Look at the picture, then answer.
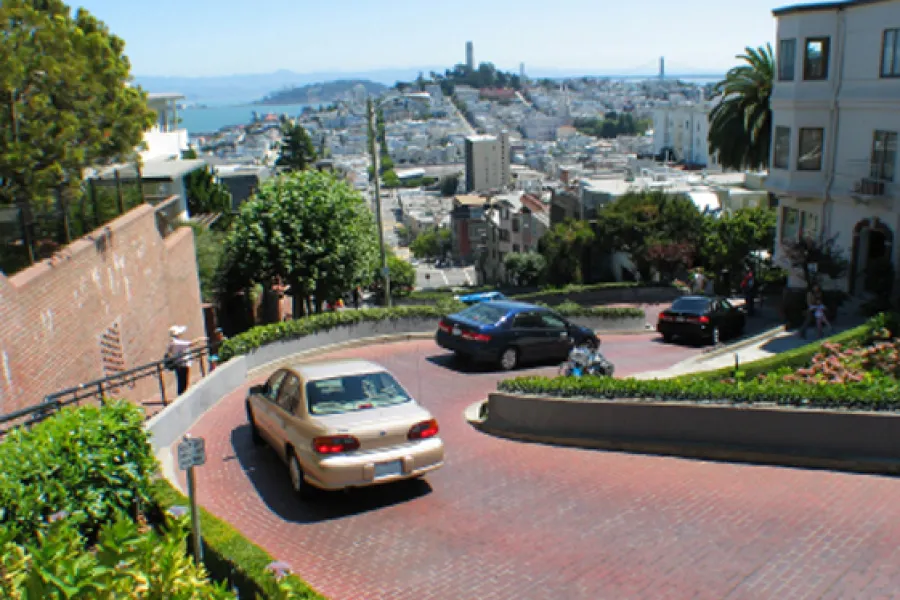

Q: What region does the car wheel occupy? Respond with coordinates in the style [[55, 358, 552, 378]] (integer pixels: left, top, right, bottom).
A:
[[288, 452, 315, 499], [246, 405, 263, 446], [499, 347, 519, 371], [711, 326, 721, 346]]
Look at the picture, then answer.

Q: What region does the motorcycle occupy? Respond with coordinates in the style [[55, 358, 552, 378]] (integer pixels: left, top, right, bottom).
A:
[[558, 343, 615, 378]]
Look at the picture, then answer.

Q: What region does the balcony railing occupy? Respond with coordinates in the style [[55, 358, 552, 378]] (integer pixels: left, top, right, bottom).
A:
[[846, 159, 893, 199]]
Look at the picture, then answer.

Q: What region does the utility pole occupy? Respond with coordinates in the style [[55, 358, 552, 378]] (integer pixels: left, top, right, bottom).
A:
[[367, 99, 391, 307]]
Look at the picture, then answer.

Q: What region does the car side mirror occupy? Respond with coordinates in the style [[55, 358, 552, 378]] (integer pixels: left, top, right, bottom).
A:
[[250, 383, 269, 396]]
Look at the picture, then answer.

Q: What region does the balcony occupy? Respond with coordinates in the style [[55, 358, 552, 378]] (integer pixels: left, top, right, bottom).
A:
[[845, 159, 894, 205]]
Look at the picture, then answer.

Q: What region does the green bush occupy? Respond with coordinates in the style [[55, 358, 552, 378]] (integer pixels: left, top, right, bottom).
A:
[[511, 281, 673, 301], [0, 401, 156, 543], [0, 513, 232, 599], [150, 480, 323, 600], [497, 370, 900, 411]]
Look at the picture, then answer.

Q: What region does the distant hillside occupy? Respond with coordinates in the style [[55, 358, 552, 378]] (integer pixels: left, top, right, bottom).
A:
[[256, 79, 387, 105]]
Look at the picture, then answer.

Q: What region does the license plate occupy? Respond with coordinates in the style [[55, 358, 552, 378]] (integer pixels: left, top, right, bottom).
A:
[[452, 326, 461, 336], [374, 460, 403, 479], [676, 317, 686, 322]]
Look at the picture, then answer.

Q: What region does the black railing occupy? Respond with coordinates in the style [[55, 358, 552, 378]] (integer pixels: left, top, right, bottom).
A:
[[0, 341, 211, 439]]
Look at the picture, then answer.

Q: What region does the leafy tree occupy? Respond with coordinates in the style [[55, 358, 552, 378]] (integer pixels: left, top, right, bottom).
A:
[[223, 170, 379, 317], [185, 165, 232, 219], [781, 234, 849, 289], [708, 44, 774, 171], [698, 206, 776, 282], [537, 219, 595, 285], [0, 0, 155, 212], [573, 114, 652, 139], [503, 251, 546, 286], [410, 228, 450, 258], [275, 121, 317, 171], [439, 174, 460, 197], [186, 223, 227, 303], [372, 251, 415, 297]]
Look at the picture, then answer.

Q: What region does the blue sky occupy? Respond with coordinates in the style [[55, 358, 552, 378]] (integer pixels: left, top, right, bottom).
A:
[[73, 0, 788, 77]]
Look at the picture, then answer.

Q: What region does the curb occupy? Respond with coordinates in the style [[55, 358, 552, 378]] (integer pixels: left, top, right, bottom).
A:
[[699, 323, 787, 360], [469, 421, 900, 477]]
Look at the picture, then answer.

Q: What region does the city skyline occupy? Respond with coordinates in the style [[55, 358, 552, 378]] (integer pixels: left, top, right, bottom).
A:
[[72, 0, 786, 78]]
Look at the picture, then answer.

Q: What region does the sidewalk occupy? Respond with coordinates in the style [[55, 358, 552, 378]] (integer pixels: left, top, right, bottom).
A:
[[635, 314, 868, 380]]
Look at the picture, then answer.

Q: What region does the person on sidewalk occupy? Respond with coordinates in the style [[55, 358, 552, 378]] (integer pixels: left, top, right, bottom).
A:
[[165, 325, 192, 395], [740, 267, 756, 317], [799, 284, 825, 339], [209, 327, 227, 372]]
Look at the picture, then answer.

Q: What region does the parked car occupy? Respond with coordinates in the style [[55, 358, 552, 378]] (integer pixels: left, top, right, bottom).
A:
[[656, 295, 746, 345], [455, 291, 506, 305], [435, 300, 601, 370], [245, 359, 444, 498]]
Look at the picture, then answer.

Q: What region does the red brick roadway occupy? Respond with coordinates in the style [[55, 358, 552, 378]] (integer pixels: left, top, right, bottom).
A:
[[177, 335, 900, 600]]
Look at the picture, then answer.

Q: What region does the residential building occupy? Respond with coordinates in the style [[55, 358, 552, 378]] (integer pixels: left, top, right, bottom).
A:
[[464, 132, 511, 193], [450, 194, 488, 261], [142, 93, 190, 161], [651, 101, 717, 166], [767, 0, 900, 295]]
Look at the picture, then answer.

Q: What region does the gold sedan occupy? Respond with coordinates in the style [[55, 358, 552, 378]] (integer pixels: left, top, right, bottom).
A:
[[245, 359, 445, 497]]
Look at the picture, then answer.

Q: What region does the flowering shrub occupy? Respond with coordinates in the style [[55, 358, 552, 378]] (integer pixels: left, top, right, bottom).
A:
[[748, 337, 900, 386]]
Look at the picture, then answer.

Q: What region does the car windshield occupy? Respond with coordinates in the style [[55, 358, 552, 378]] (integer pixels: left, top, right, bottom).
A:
[[307, 372, 411, 415], [457, 302, 507, 324], [671, 297, 711, 313]]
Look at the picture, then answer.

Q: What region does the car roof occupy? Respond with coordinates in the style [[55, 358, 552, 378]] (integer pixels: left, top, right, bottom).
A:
[[477, 300, 548, 314], [675, 295, 717, 301], [286, 359, 388, 382]]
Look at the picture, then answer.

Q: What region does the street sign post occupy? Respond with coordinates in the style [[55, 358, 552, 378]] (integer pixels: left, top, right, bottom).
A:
[[177, 435, 206, 564]]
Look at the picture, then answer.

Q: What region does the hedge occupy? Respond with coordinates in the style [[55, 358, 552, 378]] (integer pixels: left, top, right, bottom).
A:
[[150, 479, 324, 599], [219, 304, 645, 362], [496, 316, 899, 412], [497, 372, 900, 411], [407, 281, 679, 303]]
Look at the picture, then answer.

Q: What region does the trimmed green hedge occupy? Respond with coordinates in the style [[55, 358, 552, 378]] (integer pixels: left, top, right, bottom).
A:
[[497, 371, 900, 411], [0, 401, 156, 543], [407, 281, 678, 303], [150, 479, 324, 599], [497, 316, 900, 411], [219, 304, 645, 362]]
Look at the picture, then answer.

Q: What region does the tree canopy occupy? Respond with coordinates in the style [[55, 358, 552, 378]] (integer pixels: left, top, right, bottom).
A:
[[708, 45, 774, 171], [573, 113, 651, 139], [537, 219, 595, 285], [276, 121, 317, 171], [0, 0, 155, 207], [185, 165, 232, 220], [222, 170, 379, 313], [410, 228, 451, 259]]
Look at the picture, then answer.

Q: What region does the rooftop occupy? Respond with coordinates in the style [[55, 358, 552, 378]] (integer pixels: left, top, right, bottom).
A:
[[772, 0, 885, 15], [147, 92, 186, 101], [454, 194, 487, 207], [94, 158, 208, 181]]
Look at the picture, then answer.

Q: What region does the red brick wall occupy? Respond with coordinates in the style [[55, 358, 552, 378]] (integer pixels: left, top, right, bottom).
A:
[[0, 203, 205, 415]]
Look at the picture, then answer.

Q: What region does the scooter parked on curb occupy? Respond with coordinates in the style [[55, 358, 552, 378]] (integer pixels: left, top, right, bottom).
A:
[[558, 344, 615, 377]]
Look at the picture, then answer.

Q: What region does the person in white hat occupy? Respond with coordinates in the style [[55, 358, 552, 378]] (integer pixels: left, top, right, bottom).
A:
[[165, 325, 192, 395]]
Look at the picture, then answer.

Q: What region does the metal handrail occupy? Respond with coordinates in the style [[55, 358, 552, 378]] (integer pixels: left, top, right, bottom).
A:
[[0, 340, 211, 438]]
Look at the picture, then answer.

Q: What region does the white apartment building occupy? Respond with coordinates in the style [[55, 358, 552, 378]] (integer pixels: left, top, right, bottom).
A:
[[651, 101, 717, 166], [464, 132, 511, 193], [142, 93, 190, 161], [767, 0, 900, 295]]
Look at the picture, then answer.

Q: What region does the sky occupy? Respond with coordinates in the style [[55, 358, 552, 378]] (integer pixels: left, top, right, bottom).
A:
[[72, 0, 789, 78]]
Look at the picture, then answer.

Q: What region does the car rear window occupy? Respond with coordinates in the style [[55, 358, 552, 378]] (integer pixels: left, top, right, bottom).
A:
[[671, 297, 711, 313], [307, 372, 411, 415], [457, 303, 507, 324]]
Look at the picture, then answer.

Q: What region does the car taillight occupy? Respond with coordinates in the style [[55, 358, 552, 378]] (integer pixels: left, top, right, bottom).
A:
[[658, 312, 668, 322], [438, 319, 452, 333], [312, 435, 360, 455], [408, 419, 439, 440], [461, 331, 491, 342], [698, 315, 710, 324]]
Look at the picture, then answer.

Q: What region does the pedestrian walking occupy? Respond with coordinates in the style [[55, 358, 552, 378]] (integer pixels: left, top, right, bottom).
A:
[[799, 284, 825, 339], [165, 325, 192, 395], [209, 327, 227, 372], [740, 267, 756, 316]]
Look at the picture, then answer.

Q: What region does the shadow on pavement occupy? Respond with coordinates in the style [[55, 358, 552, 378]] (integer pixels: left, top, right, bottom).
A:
[[759, 332, 816, 354], [425, 352, 562, 375], [229, 424, 433, 524]]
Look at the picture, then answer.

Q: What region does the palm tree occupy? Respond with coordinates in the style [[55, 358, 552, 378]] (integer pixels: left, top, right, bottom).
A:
[[708, 44, 774, 171]]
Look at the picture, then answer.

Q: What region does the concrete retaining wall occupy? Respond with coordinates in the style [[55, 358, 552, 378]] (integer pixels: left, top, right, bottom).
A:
[[482, 393, 900, 471]]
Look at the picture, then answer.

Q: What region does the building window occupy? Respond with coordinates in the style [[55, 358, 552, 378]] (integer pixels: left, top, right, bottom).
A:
[[513, 244, 520, 253], [772, 126, 791, 169], [882, 29, 900, 77], [800, 211, 820, 240], [797, 128, 824, 171], [512, 217, 520, 233], [781, 207, 801, 242], [872, 130, 898, 181], [778, 39, 796, 81], [803, 37, 830, 80]]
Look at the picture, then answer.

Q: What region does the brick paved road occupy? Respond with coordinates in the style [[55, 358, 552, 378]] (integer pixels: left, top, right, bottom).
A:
[[179, 335, 900, 600]]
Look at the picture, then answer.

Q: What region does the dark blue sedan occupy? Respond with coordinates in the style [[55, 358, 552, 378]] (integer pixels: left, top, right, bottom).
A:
[[435, 300, 600, 371]]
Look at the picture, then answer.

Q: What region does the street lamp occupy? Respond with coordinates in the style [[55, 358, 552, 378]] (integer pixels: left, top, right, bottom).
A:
[[367, 97, 391, 307]]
